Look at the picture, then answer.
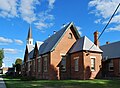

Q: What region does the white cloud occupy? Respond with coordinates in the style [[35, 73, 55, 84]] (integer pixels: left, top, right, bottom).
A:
[[48, 0, 55, 9], [110, 15, 120, 24], [76, 26, 82, 35], [14, 39, 23, 45], [89, 0, 120, 18], [0, 37, 13, 43], [34, 11, 54, 30], [0, 0, 56, 31], [107, 25, 120, 31], [0, 0, 18, 18], [19, 0, 55, 30], [88, 0, 120, 31], [0, 37, 24, 45], [35, 22, 53, 30], [4, 48, 22, 54], [19, 0, 39, 23], [94, 19, 101, 24]]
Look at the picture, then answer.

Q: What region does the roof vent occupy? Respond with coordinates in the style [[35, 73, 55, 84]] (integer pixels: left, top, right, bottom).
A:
[[106, 41, 110, 44], [63, 24, 66, 27], [48, 35, 51, 37], [53, 31, 56, 34]]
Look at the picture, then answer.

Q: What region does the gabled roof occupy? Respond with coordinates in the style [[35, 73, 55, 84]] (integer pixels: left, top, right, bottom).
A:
[[28, 49, 34, 60], [100, 41, 120, 59], [27, 44, 34, 53], [26, 44, 34, 60], [36, 41, 43, 49], [39, 22, 80, 55], [69, 36, 103, 53]]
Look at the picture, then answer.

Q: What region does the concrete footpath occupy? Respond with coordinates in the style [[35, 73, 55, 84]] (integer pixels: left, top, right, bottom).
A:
[[0, 75, 6, 88]]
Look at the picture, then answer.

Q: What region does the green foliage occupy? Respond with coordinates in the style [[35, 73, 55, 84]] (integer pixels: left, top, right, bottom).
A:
[[0, 49, 4, 67], [15, 58, 22, 65], [15, 58, 22, 74]]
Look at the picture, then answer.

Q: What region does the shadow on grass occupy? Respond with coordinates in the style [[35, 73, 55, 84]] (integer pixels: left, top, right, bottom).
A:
[[1, 75, 120, 88]]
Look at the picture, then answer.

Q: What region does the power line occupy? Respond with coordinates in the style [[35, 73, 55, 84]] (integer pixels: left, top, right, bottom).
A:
[[88, 3, 120, 51]]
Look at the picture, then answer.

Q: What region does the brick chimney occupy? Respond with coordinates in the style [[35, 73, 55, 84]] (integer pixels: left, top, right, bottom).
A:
[[94, 31, 99, 46]]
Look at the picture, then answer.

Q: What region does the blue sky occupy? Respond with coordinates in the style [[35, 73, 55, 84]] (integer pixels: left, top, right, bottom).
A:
[[0, 0, 120, 67]]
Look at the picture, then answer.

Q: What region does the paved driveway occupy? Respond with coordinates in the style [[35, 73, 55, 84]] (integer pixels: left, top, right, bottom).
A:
[[0, 75, 6, 88]]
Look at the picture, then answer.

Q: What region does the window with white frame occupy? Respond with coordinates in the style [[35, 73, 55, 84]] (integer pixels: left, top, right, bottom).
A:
[[33, 60, 35, 72], [38, 59, 41, 72], [43, 57, 47, 72], [28, 62, 30, 71], [119, 59, 120, 73], [74, 57, 79, 71], [109, 59, 114, 71], [61, 56, 66, 71], [68, 33, 73, 39], [91, 58, 95, 71]]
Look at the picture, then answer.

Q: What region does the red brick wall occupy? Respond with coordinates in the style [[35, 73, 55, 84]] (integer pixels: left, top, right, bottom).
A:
[[102, 58, 120, 77], [83, 52, 102, 79], [51, 28, 78, 79], [67, 51, 102, 80], [70, 52, 84, 79], [42, 53, 50, 79], [37, 57, 43, 79]]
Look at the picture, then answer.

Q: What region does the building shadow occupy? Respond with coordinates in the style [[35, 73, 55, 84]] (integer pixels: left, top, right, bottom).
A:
[[49, 64, 58, 80], [84, 66, 91, 79]]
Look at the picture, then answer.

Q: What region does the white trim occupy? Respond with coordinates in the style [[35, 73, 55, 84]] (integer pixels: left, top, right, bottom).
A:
[[74, 56, 79, 59], [61, 56, 66, 71], [90, 56, 96, 58], [26, 60, 32, 62], [37, 56, 41, 59], [74, 58, 79, 71], [109, 59, 114, 71], [60, 53, 66, 56], [42, 54, 48, 57], [43, 57, 48, 72], [38, 59, 41, 72], [118, 59, 120, 73], [91, 57, 95, 71]]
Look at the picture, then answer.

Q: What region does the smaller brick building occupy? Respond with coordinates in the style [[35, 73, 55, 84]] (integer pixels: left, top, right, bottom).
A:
[[22, 22, 103, 80], [60, 36, 102, 79], [100, 41, 120, 77]]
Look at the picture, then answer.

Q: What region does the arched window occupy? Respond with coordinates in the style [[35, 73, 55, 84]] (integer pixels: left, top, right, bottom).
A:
[[68, 33, 73, 39]]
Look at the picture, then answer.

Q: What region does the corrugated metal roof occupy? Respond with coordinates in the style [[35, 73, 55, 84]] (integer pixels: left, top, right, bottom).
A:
[[100, 41, 120, 59], [38, 22, 80, 55], [69, 36, 102, 53]]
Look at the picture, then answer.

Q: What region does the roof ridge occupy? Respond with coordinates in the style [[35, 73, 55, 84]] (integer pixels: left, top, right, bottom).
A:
[[50, 22, 73, 51], [82, 36, 86, 50], [39, 22, 81, 55], [42, 22, 70, 43]]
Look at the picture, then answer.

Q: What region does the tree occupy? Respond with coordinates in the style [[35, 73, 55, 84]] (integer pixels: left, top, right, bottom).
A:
[[0, 49, 4, 68], [15, 58, 22, 75], [15, 58, 22, 65]]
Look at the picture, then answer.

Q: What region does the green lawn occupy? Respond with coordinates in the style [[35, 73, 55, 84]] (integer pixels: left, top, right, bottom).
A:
[[3, 77, 120, 88]]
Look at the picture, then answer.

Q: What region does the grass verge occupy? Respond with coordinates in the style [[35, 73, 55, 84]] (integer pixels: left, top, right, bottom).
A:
[[3, 76, 120, 88]]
